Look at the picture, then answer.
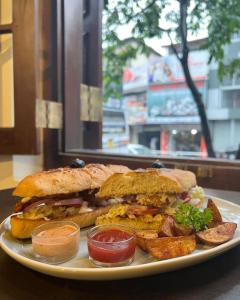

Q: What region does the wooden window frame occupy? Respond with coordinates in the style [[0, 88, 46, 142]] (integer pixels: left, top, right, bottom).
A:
[[41, 0, 240, 192], [0, 0, 40, 154]]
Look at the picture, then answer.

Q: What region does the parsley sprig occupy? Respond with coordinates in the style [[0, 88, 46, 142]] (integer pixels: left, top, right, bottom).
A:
[[175, 203, 213, 232]]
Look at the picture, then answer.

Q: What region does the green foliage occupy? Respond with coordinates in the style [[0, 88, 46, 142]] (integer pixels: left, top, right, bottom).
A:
[[175, 203, 213, 232], [103, 0, 240, 99], [206, 0, 240, 80], [103, 41, 138, 100], [103, 0, 166, 100]]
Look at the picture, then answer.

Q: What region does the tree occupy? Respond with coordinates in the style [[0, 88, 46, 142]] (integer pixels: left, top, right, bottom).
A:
[[103, 0, 240, 158]]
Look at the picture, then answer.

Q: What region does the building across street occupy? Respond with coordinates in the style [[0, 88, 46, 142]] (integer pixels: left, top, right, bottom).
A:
[[103, 37, 240, 159]]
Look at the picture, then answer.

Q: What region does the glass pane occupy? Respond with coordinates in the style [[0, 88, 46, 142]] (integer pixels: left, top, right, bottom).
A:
[[98, 14, 240, 161], [65, 2, 240, 162], [0, 0, 12, 24], [0, 33, 14, 127]]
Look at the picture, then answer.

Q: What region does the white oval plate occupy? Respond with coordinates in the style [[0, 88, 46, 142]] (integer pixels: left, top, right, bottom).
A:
[[1, 196, 240, 280]]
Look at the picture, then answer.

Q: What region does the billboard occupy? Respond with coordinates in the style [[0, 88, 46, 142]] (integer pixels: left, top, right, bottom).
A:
[[148, 50, 208, 84], [122, 54, 160, 92], [122, 50, 208, 92], [123, 64, 148, 92], [147, 82, 204, 118]]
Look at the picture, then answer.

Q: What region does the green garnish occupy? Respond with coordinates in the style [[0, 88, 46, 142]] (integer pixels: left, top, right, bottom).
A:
[[175, 203, 213, 232]]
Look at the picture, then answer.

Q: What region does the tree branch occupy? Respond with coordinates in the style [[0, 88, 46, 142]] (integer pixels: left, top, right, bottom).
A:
[[179, 0, 189, 61], [159, 26, 181, 61], [177, 1, 215, 157], [167, 31, 181, 61]]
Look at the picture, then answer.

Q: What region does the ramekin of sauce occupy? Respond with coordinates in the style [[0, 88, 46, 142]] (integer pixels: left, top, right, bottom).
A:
[[87, 225, 136, 267], [32, 221, 80, 264]]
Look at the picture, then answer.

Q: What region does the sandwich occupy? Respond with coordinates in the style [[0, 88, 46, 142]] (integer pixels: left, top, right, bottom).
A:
[[11, 163, 130, 239], [95, 168, 205, 231]]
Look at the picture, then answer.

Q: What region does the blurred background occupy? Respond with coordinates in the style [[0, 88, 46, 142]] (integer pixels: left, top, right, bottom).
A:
[[102, 0, 240, 160]]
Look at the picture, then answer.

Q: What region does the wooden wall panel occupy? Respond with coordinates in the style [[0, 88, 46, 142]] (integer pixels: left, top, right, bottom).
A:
[[0, 0, 40, 154]]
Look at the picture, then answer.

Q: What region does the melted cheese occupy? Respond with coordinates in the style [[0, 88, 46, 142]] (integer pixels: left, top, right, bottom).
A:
[[96, 204, 163, 230]]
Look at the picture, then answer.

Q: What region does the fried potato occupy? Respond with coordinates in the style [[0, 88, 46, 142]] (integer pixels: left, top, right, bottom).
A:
[[174, 223, 193, 236], [145, 235, 196, 260], [196, 222, 237, 246], [207, 199, 223, 227], [159, 216, 193, 237], [159, 216, 175, 237], [135, 230, 158, 251]]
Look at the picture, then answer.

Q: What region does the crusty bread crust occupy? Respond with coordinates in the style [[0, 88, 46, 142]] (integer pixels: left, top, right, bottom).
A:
[[96, 215, 163, 232], [13, 164, 131, 198], [96, 168, 196, 199], [10, 206, 111, 239]]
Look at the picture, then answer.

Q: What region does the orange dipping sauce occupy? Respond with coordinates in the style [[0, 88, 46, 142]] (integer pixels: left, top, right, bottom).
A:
[[32, 222, 80, 264]]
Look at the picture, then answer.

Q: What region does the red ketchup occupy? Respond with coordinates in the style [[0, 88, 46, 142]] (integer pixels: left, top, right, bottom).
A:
[[87, 227, 136, 265]]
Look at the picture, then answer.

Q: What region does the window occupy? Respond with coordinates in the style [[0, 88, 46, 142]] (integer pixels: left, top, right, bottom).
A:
[[0, 33, 14, 128], [222, 89, 240, 109], [39, 0, 240, 192]]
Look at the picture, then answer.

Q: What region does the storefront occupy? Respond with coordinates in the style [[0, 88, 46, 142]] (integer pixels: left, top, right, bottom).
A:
[[146, 50, 209, 154]]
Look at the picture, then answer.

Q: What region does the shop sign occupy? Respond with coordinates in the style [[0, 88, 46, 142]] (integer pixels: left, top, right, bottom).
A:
[[123, 95, 147, 125]]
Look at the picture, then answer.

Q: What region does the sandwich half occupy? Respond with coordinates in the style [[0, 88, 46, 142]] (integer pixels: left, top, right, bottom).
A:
[[11, 163, 130, 239], [95, 168, 205, 231]]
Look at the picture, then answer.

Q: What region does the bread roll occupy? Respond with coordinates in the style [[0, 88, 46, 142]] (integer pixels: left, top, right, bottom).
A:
[[13, 164, 131, 198], [11, 163, 131, 239], [11, 206, 111, 239], [96, 215, 164, 232], [96, 168, 196, 199]]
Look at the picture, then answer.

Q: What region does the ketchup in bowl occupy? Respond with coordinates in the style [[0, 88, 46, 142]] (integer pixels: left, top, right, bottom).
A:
[[87, 225, 136, 267]]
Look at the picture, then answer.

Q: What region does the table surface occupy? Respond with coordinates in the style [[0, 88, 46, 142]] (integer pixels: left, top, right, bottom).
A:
[[1, 188, 240, 300]]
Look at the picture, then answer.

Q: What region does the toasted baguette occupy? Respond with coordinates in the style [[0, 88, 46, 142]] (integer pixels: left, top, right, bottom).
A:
[[96, 168, 196, 199], [11, 206, 111, 239], [13, 164, 131, 199]]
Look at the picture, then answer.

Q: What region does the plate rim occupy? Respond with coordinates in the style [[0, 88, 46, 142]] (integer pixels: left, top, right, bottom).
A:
[[1, 194, 240, 280]]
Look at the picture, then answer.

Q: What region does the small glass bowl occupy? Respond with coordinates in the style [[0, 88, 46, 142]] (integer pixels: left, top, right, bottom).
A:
[[31, 221, 80, 264], [87, 224, 136, 267]]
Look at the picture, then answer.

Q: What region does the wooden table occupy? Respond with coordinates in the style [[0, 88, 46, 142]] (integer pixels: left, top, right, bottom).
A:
[[1, 188, 240, 300]]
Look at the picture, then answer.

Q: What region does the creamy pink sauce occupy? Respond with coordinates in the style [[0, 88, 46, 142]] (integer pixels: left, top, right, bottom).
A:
[[36, 225, 76, 241], [32, 225, 80, 259]]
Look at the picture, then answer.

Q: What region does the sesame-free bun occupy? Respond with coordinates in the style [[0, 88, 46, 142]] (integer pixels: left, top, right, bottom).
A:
[[10, 206, 111, 239], [13, 164, 131, 199], [96, 168, 196, 199]]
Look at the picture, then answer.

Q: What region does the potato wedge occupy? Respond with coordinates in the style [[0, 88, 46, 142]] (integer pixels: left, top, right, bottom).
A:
[[160, 216, 192, 237], [160, 216, 175, 237], [145, 235, 196, 260], [135, 230, 158, 251], [174, 223, 193, 236], [196, 222, 237, 246], [207, 199, 222, 227]]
